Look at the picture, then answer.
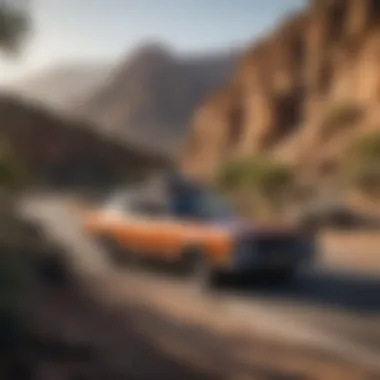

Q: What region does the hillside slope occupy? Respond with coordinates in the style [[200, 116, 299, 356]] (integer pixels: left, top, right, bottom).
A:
[[78, 42, 238, 155], [181, 0, 380, 185], [0, 95, 167, 188], [6, 63, 112, 111]]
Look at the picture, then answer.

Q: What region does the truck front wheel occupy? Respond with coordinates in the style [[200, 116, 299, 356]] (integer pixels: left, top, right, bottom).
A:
[[267, 266, 297, 284], [183, 250, 222, 291]]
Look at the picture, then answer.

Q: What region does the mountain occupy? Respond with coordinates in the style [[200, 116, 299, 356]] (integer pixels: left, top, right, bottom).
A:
[[6, 62, 113, 111], [78, 42, 238, 155], [181, 0, 380, 186], [0, 94, 168, 189]]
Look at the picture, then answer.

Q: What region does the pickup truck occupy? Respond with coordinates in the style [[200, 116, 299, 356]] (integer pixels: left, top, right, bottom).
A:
[[83, 178, 317, 288]]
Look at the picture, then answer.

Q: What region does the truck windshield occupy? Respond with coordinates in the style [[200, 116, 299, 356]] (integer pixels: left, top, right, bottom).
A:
[[193, 191, 235, 221]]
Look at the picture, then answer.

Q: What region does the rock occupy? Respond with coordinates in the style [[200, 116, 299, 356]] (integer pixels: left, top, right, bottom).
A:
[[181, 0, 380, 187]]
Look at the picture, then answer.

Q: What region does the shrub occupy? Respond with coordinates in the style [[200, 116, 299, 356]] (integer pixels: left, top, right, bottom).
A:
[[0, 2, 30, 54], [345, 131, 380, 198], [349, 131, 380, 162], [218, 159, 251, 190], [321, 102, 362, 137], [248, 160, 294, 200], [0, 138, 30, 192], [218, 157, 295, 211]]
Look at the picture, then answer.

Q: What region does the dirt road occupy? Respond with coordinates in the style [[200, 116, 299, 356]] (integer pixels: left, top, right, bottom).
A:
[[18, 194, 380, 380]]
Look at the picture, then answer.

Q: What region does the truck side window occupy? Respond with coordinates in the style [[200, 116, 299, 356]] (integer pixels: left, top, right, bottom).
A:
[[133, 198, 168, 218]]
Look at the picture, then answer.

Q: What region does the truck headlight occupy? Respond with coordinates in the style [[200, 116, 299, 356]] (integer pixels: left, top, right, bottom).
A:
[[233, 239, 258, 268]]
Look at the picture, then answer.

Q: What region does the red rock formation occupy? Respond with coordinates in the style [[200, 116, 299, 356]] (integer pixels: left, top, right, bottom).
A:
[[181, 0, 380, 185]]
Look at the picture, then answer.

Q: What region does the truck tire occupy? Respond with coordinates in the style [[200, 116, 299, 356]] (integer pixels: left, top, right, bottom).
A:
[[96, 235, 129, 267], [182, 250, 222, 291], [269, 266, 297, 284]]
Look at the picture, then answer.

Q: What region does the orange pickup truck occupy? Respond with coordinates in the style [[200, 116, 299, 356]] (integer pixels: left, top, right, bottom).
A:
[[84, 177, 317, 287]]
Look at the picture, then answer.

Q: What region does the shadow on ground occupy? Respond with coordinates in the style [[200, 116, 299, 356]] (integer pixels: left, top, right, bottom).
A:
[[114, 254, 380, 315], [235, 270, 380, 315], [9, 284, 219, 380], [119, 258, 380, 315], [5, 269, 375, 380]]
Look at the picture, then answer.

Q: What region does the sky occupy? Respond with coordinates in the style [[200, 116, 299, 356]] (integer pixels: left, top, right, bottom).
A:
[[0, 0, 306, 85]]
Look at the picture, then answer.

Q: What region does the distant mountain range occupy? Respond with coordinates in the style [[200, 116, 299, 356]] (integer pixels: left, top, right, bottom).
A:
[[8, 42, 239, 156], [7, 62, 113, 111], [77, 43, 238, 154]]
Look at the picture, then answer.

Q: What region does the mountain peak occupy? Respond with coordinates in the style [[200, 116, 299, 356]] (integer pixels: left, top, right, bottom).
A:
[[78, 44, 237, 155], [126, 41, 173, 64]]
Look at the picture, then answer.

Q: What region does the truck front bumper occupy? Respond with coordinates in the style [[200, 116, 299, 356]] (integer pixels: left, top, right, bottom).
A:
[[223, 237, 317, 275]]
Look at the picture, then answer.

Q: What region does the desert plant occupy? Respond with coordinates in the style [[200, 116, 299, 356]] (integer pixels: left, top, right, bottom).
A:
[[0, 0, 35, 354], [218, 159, 251, 190], [0, 1, 30, 55], [321, 102, 362, 137], [0, 138, 30, 193], [249, 160, 294, 199], [344, 131, 380, 198], [0, 1, 31, 191], [218, 157, 295, 214]]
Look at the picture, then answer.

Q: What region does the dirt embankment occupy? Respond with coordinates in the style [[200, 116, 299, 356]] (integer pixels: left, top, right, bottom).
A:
[[0, 201, 213, 380], [17, 284, 217, 380]]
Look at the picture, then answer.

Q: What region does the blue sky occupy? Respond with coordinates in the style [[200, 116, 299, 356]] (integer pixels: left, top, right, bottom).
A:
[[0, 0, 306, 84]]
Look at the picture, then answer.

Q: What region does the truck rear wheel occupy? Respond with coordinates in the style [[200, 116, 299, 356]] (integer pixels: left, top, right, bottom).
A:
[[268, 266, 297, 284], [96, 235, 129, 267], [183, 250, 222, 291]]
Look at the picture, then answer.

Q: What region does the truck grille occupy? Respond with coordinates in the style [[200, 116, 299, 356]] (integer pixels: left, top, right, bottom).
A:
[[241, 234, 299, 256], [256, 236, 298, 254]]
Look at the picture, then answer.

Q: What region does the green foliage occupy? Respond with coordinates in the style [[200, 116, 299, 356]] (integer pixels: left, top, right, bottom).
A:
[[218, 159, 251, 190], [0, 2, 31, 187], [249, 160, 294, 199], [0, 2, 33, 352], [0, 138, 29, 191], [322, 102, 362, 137], [349, 131, 380, 162], [218, 157, 295, 210], [345, 131, 380, 198], [0, 1, 30, 54]]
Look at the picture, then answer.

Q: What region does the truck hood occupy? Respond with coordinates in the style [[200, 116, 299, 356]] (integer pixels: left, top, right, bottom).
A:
[[213, 218, 299, 238]]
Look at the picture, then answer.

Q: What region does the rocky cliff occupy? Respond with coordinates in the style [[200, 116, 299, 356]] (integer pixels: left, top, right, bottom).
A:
[[0, 95, 168, 189], [181, 0, 380, 186]]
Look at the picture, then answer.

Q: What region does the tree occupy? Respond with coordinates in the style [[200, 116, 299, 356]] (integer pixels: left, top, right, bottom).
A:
[[321, 102, 362, 138], [0, 3, 33, 352], [345, 131, 380, 199], [218, 157, 295, 216], [0, 138, 29, 193], [0, 0, 30, 54], [0, 1, 31, 192]]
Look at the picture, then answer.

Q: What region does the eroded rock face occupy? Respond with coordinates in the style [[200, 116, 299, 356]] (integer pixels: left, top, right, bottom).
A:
[[181, 0, 380, 184]]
